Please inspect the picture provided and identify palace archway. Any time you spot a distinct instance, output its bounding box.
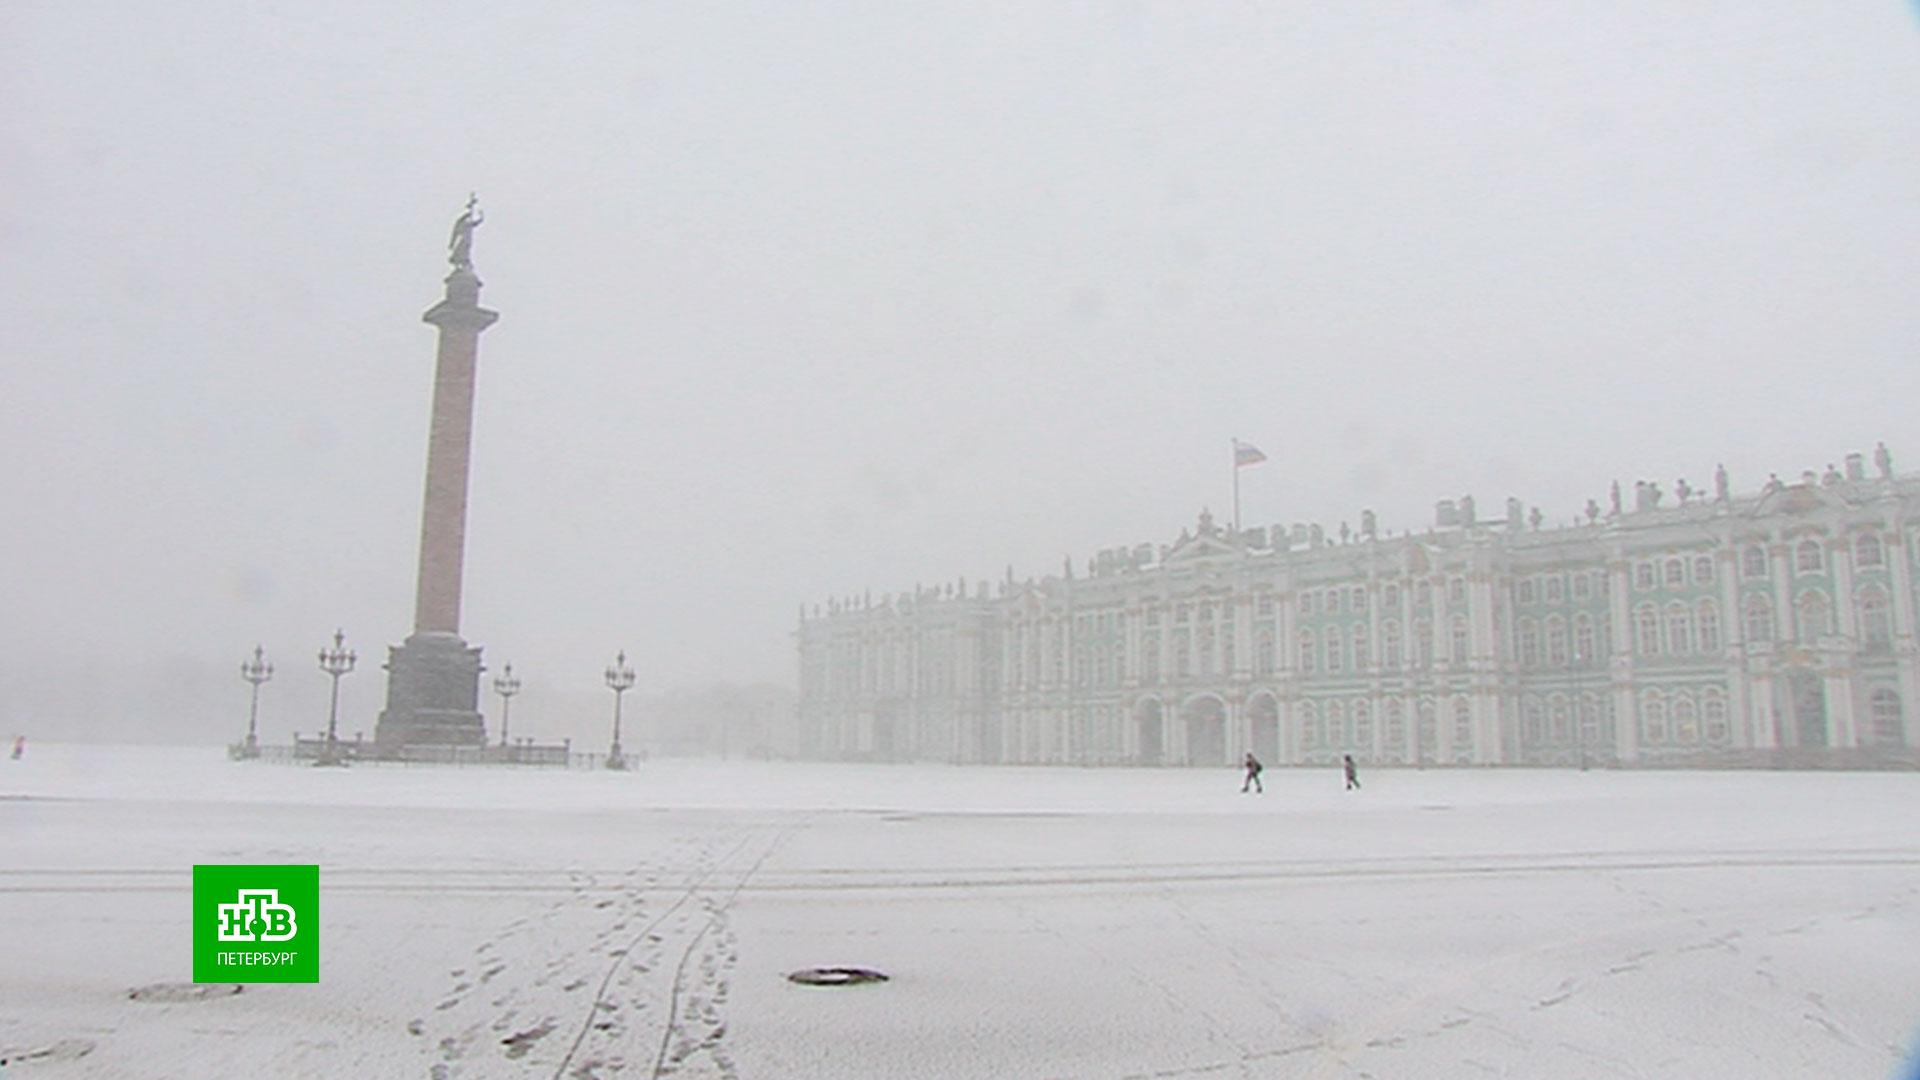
[1181,694,1228,766]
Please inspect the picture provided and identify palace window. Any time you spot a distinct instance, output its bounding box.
[1255,631,1275,675]
[1256,594,1274,617]
[1524,697,1545,744]
[1450,617,1469,662]
[1448,578,1467,607]
[1664,559,1685,587]
[1697,601,1721,653]
[1666,603,1693,656]
[1640,693,1668,743]
[1518,618,1540,667]
[1325,630,1343,673]
[1517,578,1536,604]
[1384,583,1400,608]
[1635,563,1655,590]
[1142,636,1160,681]
[1572,574,1590,601]
[1744,596,1774,642]
[1351,587,1368,611]
[1353,624,1370,669]
[1175,603,1191,624]
[1145,607,1161,628]
[1414,620,1433,667]
[1301,702,1320,749]
[1173,634,1191,677]
[1856,533,1885,568]
[1860,589,1891,650]
[1574,613,1596,665]
[1870,690,1905,746]
[1326,588,1342,614]
[1702,692,1729,744]
[1635,605,1662,656]
[1382,620,1402,669]
[1326,701,1346,747]
[1352,701,1372,751]
[1672,695,1699,744]
[1693,555,1714,585]
[1796,591,1831,643]
[1795,540,1824,574]
[1545,575,1564,604]
[1546,616,1568,666]
[1197,627,1215,675]
[1299,592,1316,617]
[1452,698,1474,761]
[1298,630,1316,674]
[1742,545,1769,579]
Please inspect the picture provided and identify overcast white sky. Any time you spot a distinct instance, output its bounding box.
[3,3,1918,742]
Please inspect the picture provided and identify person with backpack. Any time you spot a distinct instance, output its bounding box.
[1241,751,1264,794]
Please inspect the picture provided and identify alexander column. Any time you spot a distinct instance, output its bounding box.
[374,196,499,752]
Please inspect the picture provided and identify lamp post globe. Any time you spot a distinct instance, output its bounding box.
[316,629,357,767]
[604,650,635,770]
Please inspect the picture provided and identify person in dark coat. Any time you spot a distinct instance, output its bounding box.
[1241,751,1264,794]
[1342,753,1360,790]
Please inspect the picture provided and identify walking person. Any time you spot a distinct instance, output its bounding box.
[1342,753,1360,791]
[1241,751,1264,794]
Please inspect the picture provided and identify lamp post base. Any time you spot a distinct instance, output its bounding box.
[606,743,627,771]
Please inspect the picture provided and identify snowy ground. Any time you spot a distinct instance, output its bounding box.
[2,747,1917,1079]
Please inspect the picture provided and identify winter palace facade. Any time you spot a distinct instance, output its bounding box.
[796,455,1920,768]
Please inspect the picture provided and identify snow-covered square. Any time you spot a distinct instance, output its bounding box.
[3,747,1917,1079]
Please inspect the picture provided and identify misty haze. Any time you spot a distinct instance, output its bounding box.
[3,4,1918,1079]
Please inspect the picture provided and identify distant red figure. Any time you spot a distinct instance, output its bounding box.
[9,736,22,760]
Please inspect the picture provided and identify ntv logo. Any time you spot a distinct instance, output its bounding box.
[193,864,319,983]
[216,889,298,942]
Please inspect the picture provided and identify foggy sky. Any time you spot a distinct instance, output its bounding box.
[3,3,1918,744]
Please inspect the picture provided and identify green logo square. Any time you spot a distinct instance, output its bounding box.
[193,864,318,983]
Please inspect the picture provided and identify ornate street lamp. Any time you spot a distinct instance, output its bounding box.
[493,662,522,747]
[237,645,273,759]
[604,650,635,770]
[316,629,356,767]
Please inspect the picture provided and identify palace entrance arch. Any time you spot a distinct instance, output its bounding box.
[1181,694,1228,766]
[1247,692,1280,763]
[1133,698,1165,765]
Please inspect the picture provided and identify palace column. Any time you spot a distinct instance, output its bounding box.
[375,204,499,751]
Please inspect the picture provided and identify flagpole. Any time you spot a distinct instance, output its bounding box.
[1231,439,1241,534]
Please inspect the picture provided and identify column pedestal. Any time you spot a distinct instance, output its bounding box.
[375,632,486,750]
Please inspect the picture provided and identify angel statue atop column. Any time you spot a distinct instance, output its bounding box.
[448,193,484,270]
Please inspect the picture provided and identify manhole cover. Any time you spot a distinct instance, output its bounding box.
[786,967,888,987]
[128,983,244,1003]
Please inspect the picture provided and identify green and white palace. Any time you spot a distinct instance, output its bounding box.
[797,450,1920,768]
